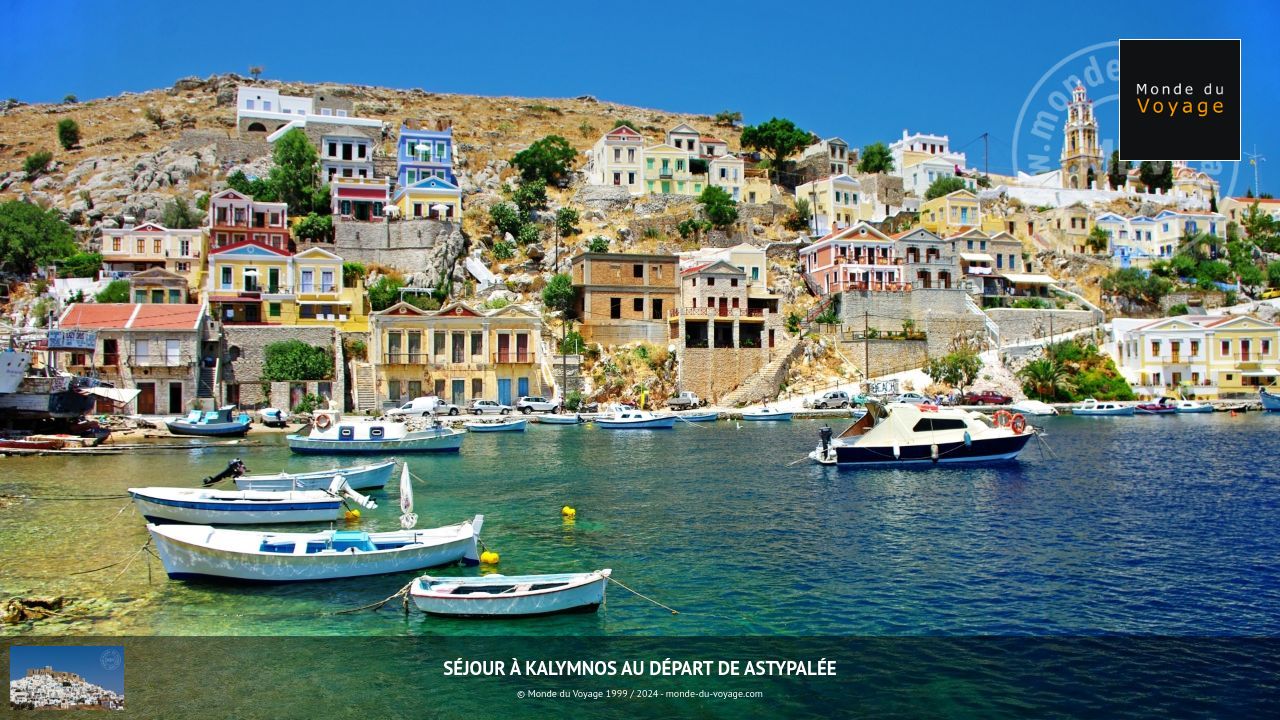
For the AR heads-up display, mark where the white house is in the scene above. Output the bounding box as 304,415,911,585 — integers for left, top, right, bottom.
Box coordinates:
889,129,967,176
709,154,745,201
901,155,973,197
799,137,851,176
794,174,862,236
588,125,646,196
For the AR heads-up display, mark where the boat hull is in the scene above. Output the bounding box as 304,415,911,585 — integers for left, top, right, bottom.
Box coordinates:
166,421,251,437
234,460,396,491
1261,389,1280,412
1135,406,1177,415
741,412,793,421
595,417,676,429
678,411,720,422
148,522,481,583
130,491,342,525
411,575,608,618
464,419,528,432
538,415,585,425
832,432,1034,466
287,432,464,454
1074,408,1135,416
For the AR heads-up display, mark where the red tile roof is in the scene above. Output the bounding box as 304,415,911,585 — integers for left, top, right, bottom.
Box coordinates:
1232,196,1280,204
59,303,204,331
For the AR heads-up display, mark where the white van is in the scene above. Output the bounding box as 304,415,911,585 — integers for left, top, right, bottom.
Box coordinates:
387,396,460,418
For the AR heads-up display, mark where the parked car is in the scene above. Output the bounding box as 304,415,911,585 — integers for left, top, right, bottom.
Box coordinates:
468,399,513,415
516,396,558,414
892,392,930,404
812,391,853,409
962,390,1013,406
1262,289,1280,300
666,391,704,409
387,396,460,418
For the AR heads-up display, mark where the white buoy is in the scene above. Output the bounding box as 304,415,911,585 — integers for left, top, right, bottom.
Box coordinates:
892,443,900,459
931,444,939,461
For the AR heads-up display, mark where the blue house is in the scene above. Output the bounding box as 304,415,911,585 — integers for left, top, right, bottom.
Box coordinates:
398,124,455,189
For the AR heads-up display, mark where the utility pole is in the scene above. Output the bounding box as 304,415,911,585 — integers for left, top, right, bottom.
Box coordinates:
982,132,989,182
864,308,870,387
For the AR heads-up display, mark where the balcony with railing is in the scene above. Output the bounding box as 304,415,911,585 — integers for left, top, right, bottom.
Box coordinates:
1228,351,1269,370
382,352,427,365
129,351,195,368
668,306,768,320
492,351,533,364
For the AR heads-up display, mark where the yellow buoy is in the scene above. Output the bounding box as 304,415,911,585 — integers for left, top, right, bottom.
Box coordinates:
344,509,361,521
561,505,577,518
480,550,500,565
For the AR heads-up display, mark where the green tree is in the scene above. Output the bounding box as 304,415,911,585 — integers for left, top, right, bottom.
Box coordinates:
367,276,405,311
1101,267,1173,305
196,192,211,211
541,273,576,319
489,202,523,239
784,198,812,232
924,348,983,392
63,94,77,104
1086,225,1110,253
1017,357,1074,401
0,200,77,273
677,218,711,241
267,128,324,215
57,119,80,150
1106,150,1131,190
24,150,53,179
510,135,577,184
511,179,548,217
577,120,596,138
225,170,277,202
1267,260,1280,288
263,340,333,381
714,110,742,127
143,106,165,129
555,207,580,238
612,120,640,132
1241,201,1280,252
516,223,541,246
856,142,895,174
698,185,738,228
293,213,333,243
587,236,609,253
491,240,514,260
1167,303,1189,316
342,261,365,287
249,65,264,81
739,118,810,181
924,176,967,200
1138,161,1173,191
95,279,130,303
57,251,102,278
160,196,201,229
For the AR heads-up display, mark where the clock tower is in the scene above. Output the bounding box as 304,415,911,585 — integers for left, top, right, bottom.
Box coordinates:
1061,84,1104,189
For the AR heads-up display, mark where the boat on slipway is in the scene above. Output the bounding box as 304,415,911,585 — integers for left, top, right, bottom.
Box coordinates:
810,402,1035,466
166,406,253,437
147,515,485,583
1010,399,1058,416
1073,399,1135,416
287,411,465,454
410,569,612,618
128,478,377,525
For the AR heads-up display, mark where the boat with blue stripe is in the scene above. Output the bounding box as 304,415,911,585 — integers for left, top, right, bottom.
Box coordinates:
129,481,376,525
287,411,465,454
166,406,252,437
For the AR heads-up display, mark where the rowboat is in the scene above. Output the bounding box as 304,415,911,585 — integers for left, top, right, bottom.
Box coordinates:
595,409,676,429
538,414,587,425
234,459,397,491
1073,399,1135,416
147,515,484,582
410,569,611,617
463,418,529,433
288,411,465,454
677,410,720,422
166,406,252,437
1261,388,1280,412
259,408,289,428
741,406,793,421
129,480,376,525
810,401,1035,467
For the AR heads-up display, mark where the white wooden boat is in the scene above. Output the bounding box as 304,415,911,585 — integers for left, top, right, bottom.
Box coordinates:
463,418,529,433
288,411,465,454
129,479,376,525
410,569,611,617
1261,387,1280,412
538,414,586,425
147,515,484,582
234,460,397,491
741,406,793,421
1073,399,1135,416
1010,399,1058,416
1173,399,1214,413
810,402,1035,466
678,410,720,422
595,409,676,429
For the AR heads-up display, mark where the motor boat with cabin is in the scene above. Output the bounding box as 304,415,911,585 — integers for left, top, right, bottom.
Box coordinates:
594,404,676,429
166,406,253,437
1172,399,1214,413
287,410,465,454
1073,399,1135,416
809,401,1036,466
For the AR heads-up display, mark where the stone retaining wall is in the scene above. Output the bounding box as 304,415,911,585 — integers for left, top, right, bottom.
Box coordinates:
985,308,1098,345
677,346,770,404
222,325,344,407
837,338,929,379
332,218,467,278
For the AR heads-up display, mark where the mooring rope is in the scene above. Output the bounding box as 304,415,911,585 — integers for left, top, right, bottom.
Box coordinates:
69,539,152,576
673,414,711,430
333,581,414,615
607,576,679,615
2,493,131,501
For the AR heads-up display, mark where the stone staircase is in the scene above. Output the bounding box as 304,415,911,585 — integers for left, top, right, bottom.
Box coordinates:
352,362,377,413
718,335,805,407
197,360,218,399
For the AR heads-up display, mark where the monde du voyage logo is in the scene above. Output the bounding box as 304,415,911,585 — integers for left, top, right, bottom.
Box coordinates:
1119,39,1241,162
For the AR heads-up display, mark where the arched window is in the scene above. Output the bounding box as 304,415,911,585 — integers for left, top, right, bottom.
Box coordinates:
246,122,267,133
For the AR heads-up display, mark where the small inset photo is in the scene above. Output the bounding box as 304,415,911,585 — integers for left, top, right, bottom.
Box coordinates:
8,646,124,711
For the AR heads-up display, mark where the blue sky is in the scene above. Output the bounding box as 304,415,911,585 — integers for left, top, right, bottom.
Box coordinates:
9,645,125,694
7,0,1278,194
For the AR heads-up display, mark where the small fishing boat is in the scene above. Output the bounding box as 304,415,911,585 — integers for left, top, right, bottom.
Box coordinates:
678,410,720,422
410,569,611,618
1135,398,1178,415
538,414,587,425
1261,387,1280,412
810,402,1035,466
147,515,485,582
1010,399,1058,416
234,459,397,491
259,408,289,428
129,478,376,525
287,411,465,454
595,407,676,429
166,406,252,437
1073,399,1135,416
1173,399,1214,413
463,417,529,433
741,406,794,421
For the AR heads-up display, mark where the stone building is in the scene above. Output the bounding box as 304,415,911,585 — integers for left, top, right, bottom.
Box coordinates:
221,324,343,408
570,252,679,346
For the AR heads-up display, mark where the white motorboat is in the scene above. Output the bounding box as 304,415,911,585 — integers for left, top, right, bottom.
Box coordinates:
741,406,794,421
1009,399,1058,416
463,417,529,433
410,569,611,618
538,414,587,425
288,410,465,454
234,459,397,491
595,405,676,429
1173,399,1214,414
129,477,376,525
1073,399,1135,416
147,515,484,582
810,402,1035,466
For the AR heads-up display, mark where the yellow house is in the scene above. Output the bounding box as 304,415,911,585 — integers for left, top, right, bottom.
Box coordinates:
392,175,463,220
288,247,369,332
794,174,862,235
369,300,550,406
205,241,368,330
1116,314,1280,399
643,144,703,196
920,189,981,236
100,221,206,290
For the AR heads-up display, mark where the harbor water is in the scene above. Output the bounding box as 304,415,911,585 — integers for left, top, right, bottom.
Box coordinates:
4,413,1278,638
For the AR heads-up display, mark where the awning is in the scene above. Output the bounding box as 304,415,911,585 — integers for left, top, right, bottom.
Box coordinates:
431,203,451,211
960,252,995,263
1000,273,1057,285
297,300,353,305
82,387,141,404
207,296,259,303
1241,369,1280,377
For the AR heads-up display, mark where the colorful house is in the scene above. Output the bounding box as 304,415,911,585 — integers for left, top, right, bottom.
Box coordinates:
794,174,862,236
392,176,463,220
100,222,204,287
369,301,548,407
330,176,389,222
207,189,290,251
128,267,191,304
589,125,646,195
643,144,702,196
320,127,376,182
397,123,456,187
889,129,968,177
709,154,745,201
1221,196,1280,227
205,242,367,330
1115,314,1280,399
206,240,293,324
920,188,981,236
799,222,904,294
571,252,680,345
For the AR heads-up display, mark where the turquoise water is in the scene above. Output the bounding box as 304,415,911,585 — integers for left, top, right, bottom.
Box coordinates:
3,414,1279,637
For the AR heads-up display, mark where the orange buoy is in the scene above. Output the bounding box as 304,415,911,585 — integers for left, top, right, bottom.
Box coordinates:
1010,414,1027,434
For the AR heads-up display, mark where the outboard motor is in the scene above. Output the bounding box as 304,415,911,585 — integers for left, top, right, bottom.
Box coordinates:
202,458,248,487
819,425,833,456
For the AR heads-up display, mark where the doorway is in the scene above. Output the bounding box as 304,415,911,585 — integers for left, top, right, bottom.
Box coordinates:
168,382,183,414
137,382,156,414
